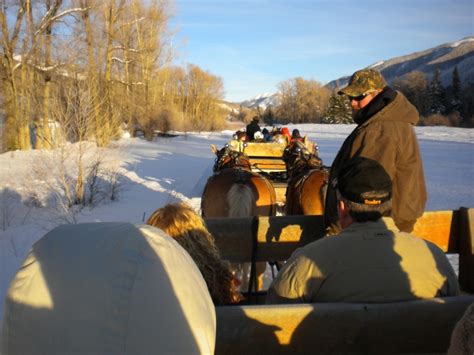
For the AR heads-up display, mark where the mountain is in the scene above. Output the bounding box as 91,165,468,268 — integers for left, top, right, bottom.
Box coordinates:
239,93,280,110
326,36,474,90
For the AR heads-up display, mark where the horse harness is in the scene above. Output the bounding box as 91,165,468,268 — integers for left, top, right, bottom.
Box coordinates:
214,147,252,172
284,141,322,179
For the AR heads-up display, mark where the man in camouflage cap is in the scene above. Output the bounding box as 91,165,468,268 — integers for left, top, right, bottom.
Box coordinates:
324,68,427,234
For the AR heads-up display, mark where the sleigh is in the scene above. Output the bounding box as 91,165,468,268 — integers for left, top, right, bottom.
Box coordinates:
205,207,474,354
225,138,318,205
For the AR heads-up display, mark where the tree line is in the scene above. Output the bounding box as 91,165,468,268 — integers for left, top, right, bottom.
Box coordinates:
392,67,474,127
0,0,226,152
2,2,472,154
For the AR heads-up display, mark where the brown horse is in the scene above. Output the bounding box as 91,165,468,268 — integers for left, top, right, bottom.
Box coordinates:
202,144,277,291
204,144,277,217
283,139,329,215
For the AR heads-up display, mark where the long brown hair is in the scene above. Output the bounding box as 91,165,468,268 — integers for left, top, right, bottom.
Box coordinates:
147,203,242,305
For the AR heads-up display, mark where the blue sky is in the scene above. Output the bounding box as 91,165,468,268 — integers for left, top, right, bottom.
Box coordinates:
171,0,474,102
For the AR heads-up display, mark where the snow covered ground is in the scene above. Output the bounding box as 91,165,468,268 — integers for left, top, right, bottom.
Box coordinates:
0,124,473,322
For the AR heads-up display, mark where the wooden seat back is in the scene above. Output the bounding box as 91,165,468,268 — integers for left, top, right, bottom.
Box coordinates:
243,141,287,173
206,208,474,292
215,295,474,354
206,208,474,354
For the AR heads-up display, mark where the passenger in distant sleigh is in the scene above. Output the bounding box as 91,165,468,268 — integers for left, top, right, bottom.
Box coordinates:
269,126,291,145
228,130,248,152
291,128,303,142
246,116,262,141
252,131,266,142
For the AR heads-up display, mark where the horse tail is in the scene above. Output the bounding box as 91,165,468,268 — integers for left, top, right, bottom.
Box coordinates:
318,169,330,213
226,182,260,293
227,183,254,217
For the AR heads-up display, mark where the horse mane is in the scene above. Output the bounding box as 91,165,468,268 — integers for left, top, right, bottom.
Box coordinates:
227,183,254,217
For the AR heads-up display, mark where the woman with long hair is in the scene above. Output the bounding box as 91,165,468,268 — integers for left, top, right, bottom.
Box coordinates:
147,203,242,305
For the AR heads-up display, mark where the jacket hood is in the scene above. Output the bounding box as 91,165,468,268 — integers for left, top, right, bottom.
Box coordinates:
1,222,216,355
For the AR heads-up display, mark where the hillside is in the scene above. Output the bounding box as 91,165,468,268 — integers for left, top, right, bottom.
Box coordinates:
239,93,280,110
327,37,474,90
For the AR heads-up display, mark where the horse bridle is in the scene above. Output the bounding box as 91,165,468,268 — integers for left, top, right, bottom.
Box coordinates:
284,142,310,171
214,146,251,172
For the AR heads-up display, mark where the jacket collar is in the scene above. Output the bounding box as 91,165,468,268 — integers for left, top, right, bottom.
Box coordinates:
354,87,397,125
343,219,391,233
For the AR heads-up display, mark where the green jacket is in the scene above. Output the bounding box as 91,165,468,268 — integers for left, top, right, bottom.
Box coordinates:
324,89,427,233
266,220,460,304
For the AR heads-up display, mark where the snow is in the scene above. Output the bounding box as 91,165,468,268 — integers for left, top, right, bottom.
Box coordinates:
252,92,275,100
368,60,385,68
450,36,474,48
0,124,473,323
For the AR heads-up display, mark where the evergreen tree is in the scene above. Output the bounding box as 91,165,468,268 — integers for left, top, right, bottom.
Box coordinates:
262,106,274,125
428,68,446,114
450,66,462,113
322,93,353,124
392,71,429,116
461,83,474,127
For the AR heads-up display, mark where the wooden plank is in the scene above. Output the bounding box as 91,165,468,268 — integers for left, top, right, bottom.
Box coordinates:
249,158,285,165
458,207,474,292
382,211,457,252
206,215,325,262
206,217,256,263
256,216,326,261
413,210,458,252
206,211,463,262
249,159,286,173
215,295,474,355
249,160,286,170
243,142,287,157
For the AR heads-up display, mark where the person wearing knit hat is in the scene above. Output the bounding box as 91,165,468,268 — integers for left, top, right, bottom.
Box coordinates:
266,157,459,304
324,68,426,234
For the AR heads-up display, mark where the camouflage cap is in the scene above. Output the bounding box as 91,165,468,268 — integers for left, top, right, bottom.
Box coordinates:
338,69,387,97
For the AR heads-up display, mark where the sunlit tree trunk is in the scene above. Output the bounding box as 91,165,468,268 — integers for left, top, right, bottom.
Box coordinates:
36,0,61,149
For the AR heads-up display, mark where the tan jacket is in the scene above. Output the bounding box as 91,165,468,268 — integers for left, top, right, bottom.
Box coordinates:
266,220,460,304
325,90,427,233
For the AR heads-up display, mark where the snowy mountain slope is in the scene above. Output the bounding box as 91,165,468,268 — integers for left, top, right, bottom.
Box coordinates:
327,36,474,90
240,92,280,110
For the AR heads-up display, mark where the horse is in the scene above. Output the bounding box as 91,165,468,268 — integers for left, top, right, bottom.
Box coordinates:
202,144,277,292
210,143,251,172
283,138,329,216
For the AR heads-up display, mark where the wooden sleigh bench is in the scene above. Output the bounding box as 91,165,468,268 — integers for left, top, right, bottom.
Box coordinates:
205,208,474,354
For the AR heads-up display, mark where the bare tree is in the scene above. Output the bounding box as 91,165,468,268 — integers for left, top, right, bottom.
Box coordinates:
0,1,89,150
276,77,331,123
